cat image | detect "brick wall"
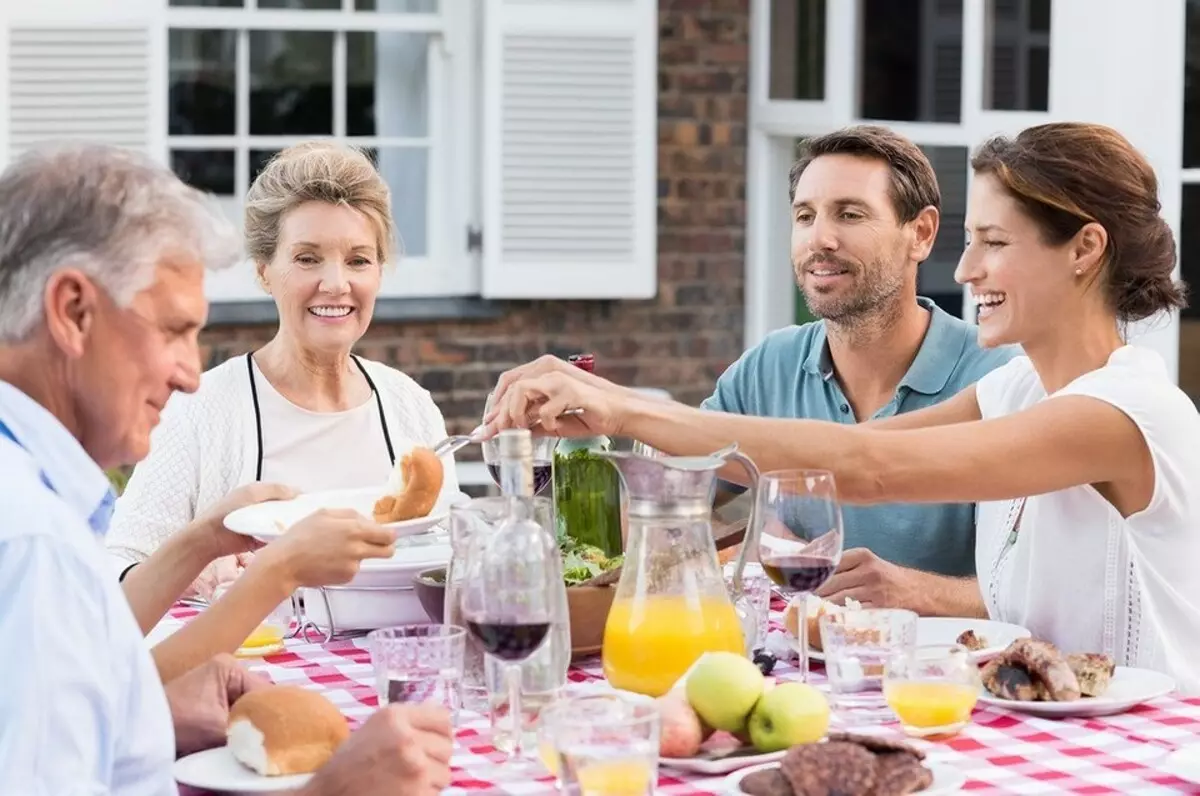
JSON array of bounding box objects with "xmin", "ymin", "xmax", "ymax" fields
[{"xmin": 199, "ymin": 0, "xmax": 751, "ymax": 447}]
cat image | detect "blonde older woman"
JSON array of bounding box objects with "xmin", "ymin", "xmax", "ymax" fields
[
  {"xmin": 108, "ymin": 144, "xmax": 459, "ymax": 609},
  {"xmin": 487, "ymin": 123, "xmax": 1200, "ymax": 694}
]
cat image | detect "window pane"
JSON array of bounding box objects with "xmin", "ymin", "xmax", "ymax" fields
[
  {"xmin": 250, "ymin": 30, "xmax": 334, "ymax": 136},
  {"xmin": 356, "ymin": 0, "xmax": 438, "ymax": 10},
  {"xmin": 370, "ymin": 147, "xmax": 428, "ymax": 258},
  {"xmin": 169, "ymin": 29, "xmax": 236, "ymax": 136},
  {"xmin": 170, "ymin": 0, "xmax": 242, "ymax": 6},
  {"xmin": 1181, "ymin": 185, "xmax": 1200, "ymax": 322},
  {"xmin": 1184, "ymin": 0, "xmax": 1200, "ymax": 166},
  {"xmin": 258, "ymin": 0, "xmax": 340, "ymax": 8},
  {"xmin": 985, "ymin": 0, "xmax": 1051, "ymax": 111},
  {"xmin": 347, "ymin": 32, "xmax": 430, "ymax": 137},
  {"xmin": 1181, "ymin": 185, "xmax": 1200, "ymax": 405},
  {"xmin": 860, "ymin": 0, "xmax": 963, "ymax": 123},
  {"xmin": 171, "ymin": 150, "xmax": 236, "ymax": 195},
  {"xmin": 918, "ymin": 145, "xmax": 967, "ymax": 318},
  {"xmin": 768, "ymin": 0, "xmax": 825, "ymax": 101},
  {"xmin": 250, "ymin": 149, "xmax": 282, "ymax": 185}
]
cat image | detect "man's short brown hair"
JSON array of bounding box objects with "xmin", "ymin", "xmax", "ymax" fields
[{"xmin": 788, "ymin": 125, "xmax": 941, "ymax": 223}]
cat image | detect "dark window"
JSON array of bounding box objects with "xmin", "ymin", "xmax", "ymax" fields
[
  {"xmin": 860, "ymin": 0, "xmax": 963, "ymax": 123},
  {"xmin": 346, "ymin": 31, "xmax": 430, "ymax": 137},
  {"xmin": 1180, "ymin": 185, "xmax": 1200, "ymax": 322},
  {"xmin": 249, "ymin": 30, "xmax": 334, "ymax": 136},
  {"xmin": 986, "ymin": 0, "xmax": 1052, "ymax": 111},
  {"xmin": 168, "ymin": 29, "xmax": 236, "ymax": 136},
  {"xmin": 768, "ymin": 0, "xmax": 826, "ymax": 101},
  {"xmin": 170, "ymin": 150, "xmax": 236, "ymax": 196},
  {"xmin": 355, "ymin": 0, "xmax": 438, "ymax": 10},
  {"xmin": 918, "ymin": 145, "xmax": 967, "ymax": 318},
  {"xmin": 1183, "ymin": 0, "xmax": 1200, "ymax": 166}
]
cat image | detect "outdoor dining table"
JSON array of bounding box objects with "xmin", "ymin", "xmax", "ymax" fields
[{"xmin": 166, "ymin": 599, "xmax": 1200, "ymax": 795}]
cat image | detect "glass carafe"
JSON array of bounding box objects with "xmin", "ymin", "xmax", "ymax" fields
[{"xmin": 599, "ymin": 444, "xmax": 762, "ymax": 697}]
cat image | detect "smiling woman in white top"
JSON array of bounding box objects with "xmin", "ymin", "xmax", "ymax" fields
[
  {"xmin": 484, "ymin": 122, "xmax": 1200, "ymax": 693},
  {"xmin": 107, "ymin": 142, "xmax": 460, "ymax": 600}
]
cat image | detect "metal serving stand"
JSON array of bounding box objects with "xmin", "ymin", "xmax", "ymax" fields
[{"xmin": 289, "ymin": 528, "xmax": 452, "ymax": 644}]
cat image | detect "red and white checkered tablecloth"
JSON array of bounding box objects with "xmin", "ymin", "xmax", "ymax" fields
[{"xmin": 166, "ymin": 603, "xmax": 1200, "ymax": 794}]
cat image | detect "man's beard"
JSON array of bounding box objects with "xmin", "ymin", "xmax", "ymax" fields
[{"xmin": 797, "ymin": 254, "xmax": 906, "ymax": 327}]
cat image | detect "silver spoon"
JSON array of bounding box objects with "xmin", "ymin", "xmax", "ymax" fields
[{"xmin": 431, "ymin": 407, "xmax": 586, "ymax": 458}]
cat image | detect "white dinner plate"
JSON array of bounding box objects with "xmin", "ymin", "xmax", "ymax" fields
[
  {"xmin": 976, "ymin": 666, "xmax": 1176, "ymax": 718},
  {"xmin": 805, "ymin": 617, "xmax": 1030, "ymax": 665},
  {"xmin": 660, "ymin": 740, "xmax": 786, "ymax": 776},
  {"xmin": 724, "ymin": 759, "xmax": 966, "ymax": 794},
  {"xmin": 224, "ymin": 486, "xmax": 465, "ymax": 543},
  {"xmin": 174, "ymin": 746, "xmax": 312, "ymax": 794}
]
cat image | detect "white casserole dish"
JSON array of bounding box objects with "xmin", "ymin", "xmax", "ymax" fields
[{"xmin": 296, "ymin": 534, "xmax": 452, "ymax": 635}]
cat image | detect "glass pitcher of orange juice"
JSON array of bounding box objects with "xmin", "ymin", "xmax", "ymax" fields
[{"xmin": 598, "ymin": 444, "xmax": 762, "ymax": 697}]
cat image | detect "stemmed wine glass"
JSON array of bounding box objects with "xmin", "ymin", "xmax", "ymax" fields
[
  {"xmin": 751, "ymin": 469, "xmax": 844, "ymax": 681},
  {"xmin": 460, "ymin": 496, "xmax": 562, "ymax": 762},
  {"xmin": 481, "ymin": 391, "xmax": 555, "ymax": 494}
]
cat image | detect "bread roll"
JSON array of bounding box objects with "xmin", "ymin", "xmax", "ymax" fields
[
  {"xmin": 374, "ymin": 446, "xmax": 444, "ymax": 523},
  {"xmin": 227, "ymin": 685, "xmax": 349, "ymax": 777},
  {"xmin": 784, "ymin": 596, "xmax": 861, "ymax": 652}
]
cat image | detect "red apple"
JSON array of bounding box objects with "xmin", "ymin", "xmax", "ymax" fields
[{"xmin": 656, "ymin": 692, "xmax": 705, "ymax": 758}]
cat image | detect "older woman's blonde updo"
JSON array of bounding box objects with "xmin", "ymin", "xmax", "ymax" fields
[{"xmin": 244, "ymin": 141, "xmax": 397, "ymax": 267}]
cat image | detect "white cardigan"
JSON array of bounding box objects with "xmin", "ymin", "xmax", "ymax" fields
[{"xmin": 106, "ymin": 355, "xmax": 461, "ymax": 568}]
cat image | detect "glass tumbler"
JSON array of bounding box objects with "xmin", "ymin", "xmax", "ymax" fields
[
  {"xmin": 884, "ymin": 643, "xmax": 980, "ymax": 738},
  {"xmin": 539, "ymin": 693, "xmax": 660, "ymax": 795},
  {"xmin": 818, "ymin": 608, "xmax": 918, "ymax": 726}
]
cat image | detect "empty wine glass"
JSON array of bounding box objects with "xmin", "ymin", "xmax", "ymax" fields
[
  {"xmin": 460, "ymin": 495, "xmax": 565, "ymax": 763},
  {"xmin": 751, "ymin": 469, "xmax": 844, "ymax": 681},
  {"xmin": 481, "ymin": 391, "xmax": 555, "ymax": 494}
]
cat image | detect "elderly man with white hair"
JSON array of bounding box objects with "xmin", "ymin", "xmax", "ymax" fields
[{"xmin": 0, "ymin": 144, "xmax": 453, "ymax": 795}]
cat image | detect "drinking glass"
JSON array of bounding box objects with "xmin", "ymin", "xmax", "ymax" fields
[
  {"xmin": 819, "ymin": 608, "xmax": 918, "ymax": 726},
  {"xmin": 368, "ymin": 625, "xmax": 466, "ymax": 721},
  {"xmin": 481, "ymin": 391, "xmax": 555, "ymax": 494},
  {"xmin": 213, "ymin": 583, "xmax": 294, "ymax": 657},
  {"xmin": 461, "ymin": 496, "xmax": 566, "ymax": 763},
  {"xmin": 884, "ymin": 644, "xmax": 980, "ymax": 738},
  {"xmin": 751, "ymin": 469, "xmax": 843, "ymax": 680},
  {"xmin": 447, "ymin": 496, "xmax": 557, "ymax": 714},
  {"xmin": 724, "ymin": 561, "xmax": 771, "ymax": 654},
  {"xmin": 538, "ymin": 693, "xmax": 659, "ymax": 795}
]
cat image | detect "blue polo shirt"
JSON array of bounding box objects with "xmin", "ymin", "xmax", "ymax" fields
[{"xmin": 703, "ymin": 297, "xmax": 1018, "ymax": 577}]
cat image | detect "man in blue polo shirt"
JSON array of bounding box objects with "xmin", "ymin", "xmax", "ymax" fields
[{"xmin": 705, "ymin": 126, "xmax": 1017, "ymax": 617}]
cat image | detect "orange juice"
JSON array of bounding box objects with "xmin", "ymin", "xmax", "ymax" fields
[
  {"xmin": 238, "ymin": 623, "xmax": 285, "ymax": 653},
  {"xmin": 602, "ymin": 595, "xmax": 745, "ymax": 696},
  {"xmin": 884, "ymin": 680, "xmax": 977, "ymax": 733},
  {"xmin": 577, "ymin": 757, "xmax": 654, "ymax": 795}
]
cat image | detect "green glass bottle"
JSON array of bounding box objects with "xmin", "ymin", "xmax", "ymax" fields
[{"xmin": 552, "ymin": 354, "xmax": 624, "ymax": 558}]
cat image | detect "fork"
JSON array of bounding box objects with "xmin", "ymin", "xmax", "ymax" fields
[{"xmin": 430, "ymin": 407, "xmax": 586, "ymax": 458}]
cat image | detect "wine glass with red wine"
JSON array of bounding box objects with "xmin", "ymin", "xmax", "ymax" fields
[
  {"xmin": 460, "ymin": 498, "xmax": 563, "ymax": 762},
  {"xmin": 481, "ymin": 391, "xmax": 555, "ymax": 493},
  {"xmin": 752, "ymin": 469, "xmax": 844, "ymax": 681}
]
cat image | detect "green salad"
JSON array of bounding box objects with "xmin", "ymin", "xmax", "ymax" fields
[{"xmin": 558, "ymin": 529, "xmax": 623, "ymax": 586}]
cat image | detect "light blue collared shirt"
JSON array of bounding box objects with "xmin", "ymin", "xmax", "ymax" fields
[
  {"xmin": 703, "ymin": 298, "xmax": 1019, "ymax": 576},
  {"xmin": 0, "ymin": 381, "xmax": 177, "ymax": 795}
]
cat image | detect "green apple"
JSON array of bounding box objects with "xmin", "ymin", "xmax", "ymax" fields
[
  {"xmin": 684, "ymin": 652, "xmax": 765, "ymax": 733},
  {"xmin": 747, "ymin": 682, "xmax": 830, "ymax": 753}
]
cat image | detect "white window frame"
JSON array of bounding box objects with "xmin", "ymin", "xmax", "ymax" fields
[
  {"xmin": 747, "ymin": 0, "xmax": 1061, "ymax": 346},
  {"xmin": 745, "ymin": 0, "xmax": 1186, "ymax": 384},
  {"xmin": 163, "ymin": 0, "xmax": 481, "ymax": 302}
]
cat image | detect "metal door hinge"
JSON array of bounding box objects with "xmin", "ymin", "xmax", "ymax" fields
[{"xmin": 467, "ymin": 226, "xmax": 483, "ymax": 252}]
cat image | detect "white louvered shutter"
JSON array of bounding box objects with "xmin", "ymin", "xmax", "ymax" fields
[
  {"xmin": 1, "ymin": 4, "xmax": 154, "ymax": 167},
  {"xmin": 481, "ymin": 0, "xmax": 658, "ymax": 299}
]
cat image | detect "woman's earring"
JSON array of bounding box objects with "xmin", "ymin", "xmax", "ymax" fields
[{"xmin": 1075, "ymin": 267, "xmax": 1084, "ymax": 276}]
